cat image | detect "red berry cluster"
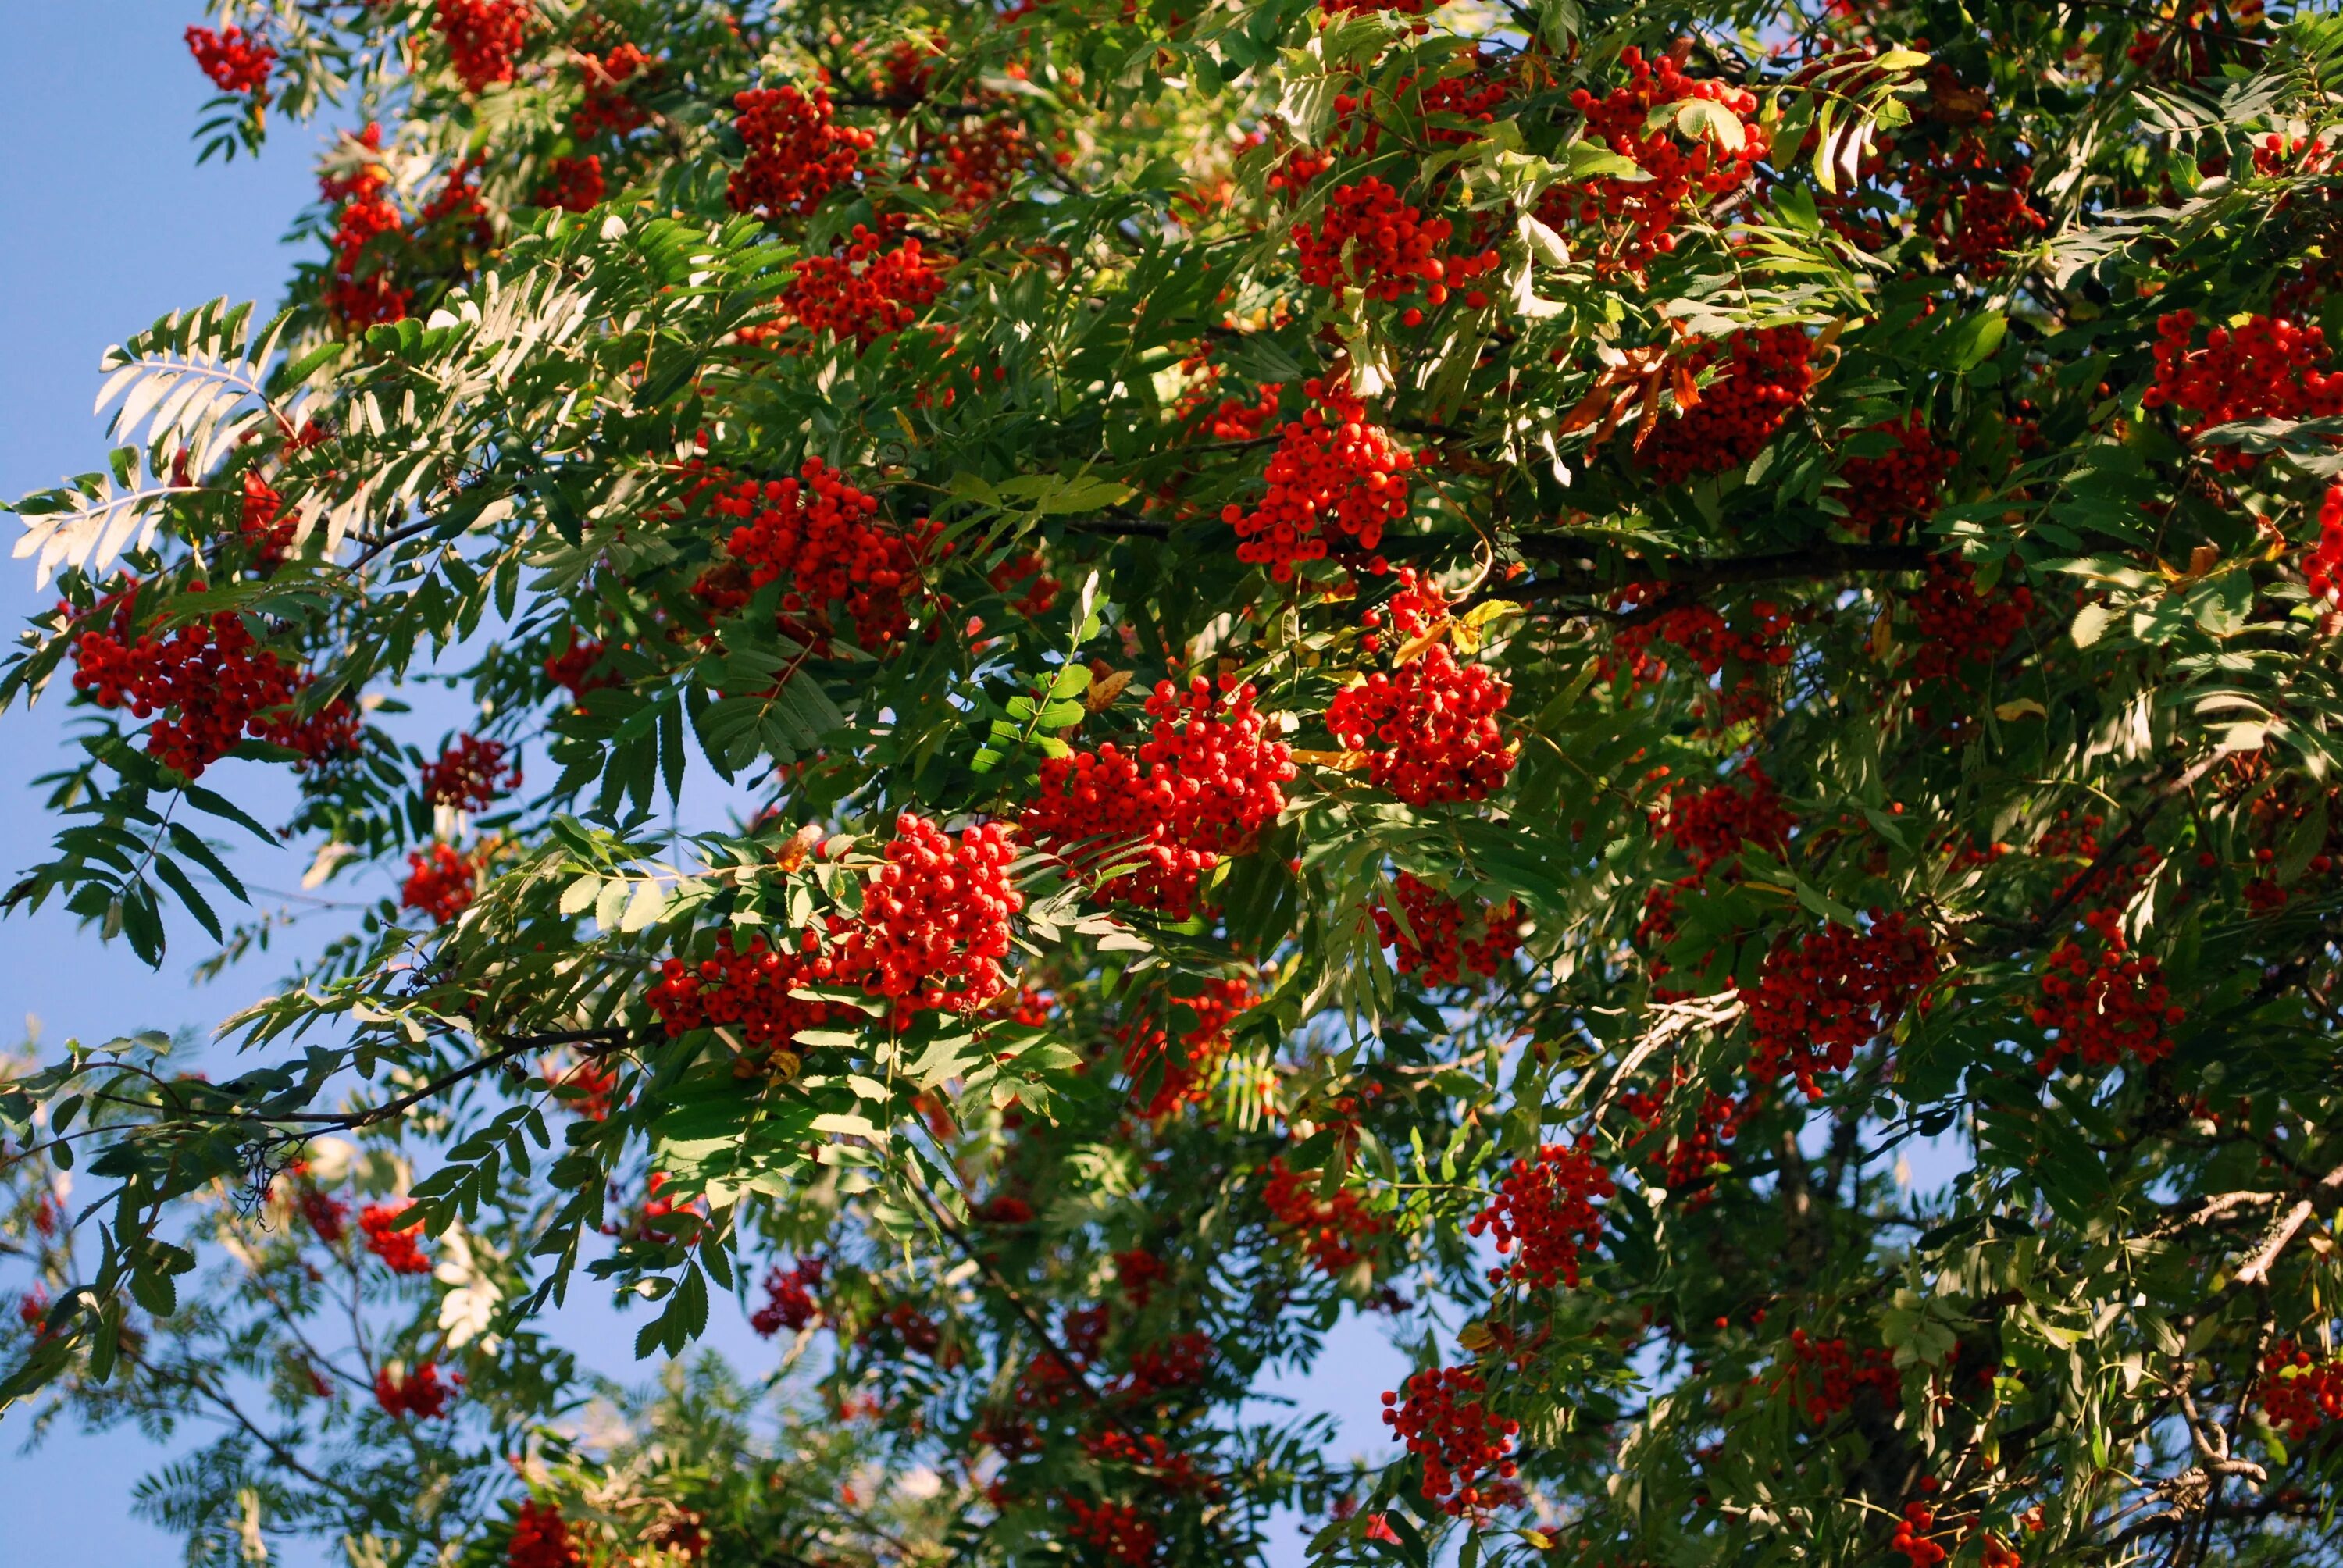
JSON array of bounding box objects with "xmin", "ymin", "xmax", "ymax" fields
[
  {"xmin": 1119, "ymin": 974, "xmax": 1256, "ymax": 1119},
  {"xmin": 1261, "ymin": 1156, "xmax": 1384, "ymax": 1274},
  {"xmin": 1893, "ymin": 1504, "xmax": 1948, "ymax": 1568},
  {"xmin": 533, "ymin": 154, "xmax": 606, "ymax": 212},
  {"xmin": 1469, "ymin": 1140, "xmax": 1614, "ymax": 1288},
  {"xmin": 779, "ymin": 229, "xmax": 946, "ymax": 351},
  {"xmin": 298, "ymin": 1184, "xmax": 348, "ymax": 1244},
  {"xmin": 1081, "ymin": 1430, "xmax": 1218, "ymax": 1495},
  {"xmin": 1653, "ymin": 762, "xmax": 1793, "ymax": 878},
  {"xmin": 988, "ymin": 551, "xmax": 1062, "ymax": 618},
  {"xmin": 728, "ymin": 86, "xmax": 873, "ymax": 219},
  {"xmin": 750, "ymin": 1256, "xmax": 826, "ymax": 1336},
  {"xmin": 185, "ymin": 26, "xmax": 273, "ymax": 96},
  {"xmin": 1224, "ymin": 379, "xmax": 1416, "ymax": 582},
  {"xmin": 319, "ymin": 123, "xmax": 409, "ymax": 327},
  {"xmin": 1359, "ymin": 565, "xmax": 1451, "ymax": 651},
  {"xmin": 1065, "ymin": 1499, "xmax": 1157, "ymax": 1566},
  {"xmin": 918, "ymin": 119, "xmax": 1033, "ymax": 211},
  {"xmin": 1380, "ymin": 1367, "xmax": 1521, "ymax": 1517},
  {"xmin": 2146, "ymin": 311, "xmax": 2343, "ymax": 472},
  {"xmin": 1903, "ymin": 559, "xmax": 2035, "ymax": 688},
  {"xmin": 1293, "ymin": 178, "xmax": 1496, "ymax": 308},
  {"xmin": 1908, "ymin": 139, "xmax": 2047, "ymax": 280},
  {"xmin": 419, "ymin": 157, "xmax": 494, "ymax": 248},
  {"xmin": 2306, "ymin": 484, "xmax": 2343, "ymax": 604},
  {"xmin": 1634, "ymin": 328, "xmax": 1813, "ymax": 484},
  {"xmin": 374, "ymin": 1361, "xmax": 455, "ymax": 1419},
  {"xmin": 1116, "ymin": 1330, "xmax": 1215, "ymax": 1401},
  {"xmin": 572, "ymin": 42, "xmax": 651, "ymax": 137},
  {"xmin": 830, "ymin": 814, "xmax": 1021, "ymax": 1017},
  {"xmin": 1609, "ymin": 597, "xmax": 1796, "ymax": 725},
  {"xmin": 1547, "ymin": 45, "xmax": 1763, "ymax": 273},
  {"xmin": 2261, "ymin": 1341, "xmax": 2343, "ymax": 1439},
  {"xmin": 556, "ymin": 1057, "xmax": 616, "ymax": 1121},
  {"xmin": 434, "ymin": 0, "xmax": 528, "ymax": 94},
  {"xmin": 2031, "ymin": 907, "xmax": 2182, "ymax": 1074},
  {"xmin": 70, "ymin": 596, "xmax": 351, "ymax": 779},
  {"xmin": 696, "ymin": 460, "xmax": 930, "ymax": 650},
  {"xmin": 241, "ymin": 471, "xmax": 294, "ymax": 566},
  {"xmin": 1335, "ymin": 49, "xmax": 1513, "ymax": 153},
  {"xmin": 359, "ymin": 1200, "xmax": 431, "ymax": 1274},
  {"xmin": 1777, "ymin": 1329, "xmax": 1901, "ymax": 1423},
  {"xmin": 1182, "ymin": 372, "xmax": 1282, "ymax": 443},
  {"xmin": 508, "ymin": 1500, "xmax": 581, "ymax": 1568},
  {"xmin": 646, "ymin": 931, "xmax": 845, "ymax": 1059},
  {"xmin": 420, "ymin": 733, "xmax": 522, "ymax": 811},
  {"xmin": 543, "ymin": 635, "xmax": 613, "ymax": 698},
  {"xmin": 1742, "ymin": 914, "xmax": 1939, "ymax": 1099},
  {"xmin": 1617, "ymin": 1077, "xmax": 1748, "ymax": 1202},
  {"xmin": 1374, "ymin": 872, "xmax": 1521, "ymax": 984},
  {"xmin": 1022, "ymin": 677, "xmax": 1294, "ymax": 919},
  {"xmin": 401, "ymin": 842, "xmax": 483, "ymax": 924},
  {"xmin": 1328, "ymin": 645, "xmax": 1516, "ymax": 807},
  {"xmin": 1838, "ymin": 415, "xmax": 1954, "ymax": 541}
]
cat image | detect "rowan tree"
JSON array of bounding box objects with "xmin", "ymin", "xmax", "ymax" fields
[{"xmin": 6, "ymin": 0, "xmax": 2343, "ymax": 1564}]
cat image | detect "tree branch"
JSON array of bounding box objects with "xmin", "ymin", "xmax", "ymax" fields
[{"xmin": 1471, "ymin": 540, "xmax": 1934, "ymax": 613}]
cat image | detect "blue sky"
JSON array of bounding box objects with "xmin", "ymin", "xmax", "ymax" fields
[{"xmin": 0, "ymin": 9, "xmax": 1406, "ymax": 1560}]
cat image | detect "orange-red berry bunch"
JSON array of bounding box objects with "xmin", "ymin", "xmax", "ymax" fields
[
  {"xmin": 1293, "ymin": 177, "xmax": 1496, "ymax": 312},
  {"xmin": 697, "ymin": 460, "xmax": 929, "ymax": 650},
  {"xmin": 728, "ymin": 85, "xmax": 874, "ymax": 219},
  {"xmin": 2031, "ymin": 907, "xmax": 2182, "ymax": 1074},
  {"xmin": 2146, "ymin": 310, "xmax": 2343, "ymax": 472},
  {"xmin": 319, "ymin": 123, "xmax": 409, "ymax": 326},
  {"xmin": 1617, "ymin": 1077, "xmax": 1747, "ymax": 1202},
  {"xmin": 1742, "ymin": 914, "xmax": 1939, "ymax": 1099},
  {"xmin": 1118, "ymin": 974, "xmax": 1256, "ymax": 1119},
  {"xmin": 420, "ymin": 733, "xmax": 521, "ymax": 811},
  {"xmin": 434, "ymin": 0, "xmax": 528, "ymax": 94},
  {"xmin": 1470, "ymin": 1140, "xmax": 1614, "ymax": 1288},
  {"xmin": 375, "ymin": 1361, "xmax": 455, "ymax": 1419},
  {"xmin": 1328, "ymin": 646, "xmax": 1516, "ymax": 807},
  {"xmin": 917, "ymin": 119, "xmax": 1032, "ymax": 210},
  {"xmin": 1838, "ymin": 415, "xmax": 1954, "ymax": 541},
  {"xmin": 2307, "ymin": 484, "xmax": 2343, "ymax": 603},
  {"xmin": 572, "ymin": 41, "xmax": 651, "ymax": 137},
  {"xmin": 1653, "ymin": 763, "xmax": 1793, "ymax": 878},
  {"xmin": 401, "ymin": 843, "xmax": 482, "ymax": 924},
  {"xmin": 1225, "ymin": 379, "xmax": 1416, "ymax": 582},
  {"xmin": 543, "ymin": 635, "xmax": 612, "ymax": 698},
  {"xmin": 1908, "ymin": 139, "xmax": 2047, "ymax": 280},
  {"xmin": 534, "ymin": 154, "xmax": 606, "ymax": 212},
  {"xmin": 1635, "ymin": 328, "xmax": 1813, "ymax": 484},
  {"xmin": 2260, "ymin": 1340, "xmax": 2343, "ymax": 1439},
  {"xmin": 1608, "ymin": 597, "xmax": 1796, "ymax": 726},
  {"xmin": 1375, "ymin": 872, "xmax": 1521, "ymax": 984},
  {"xmin": 779, "ymin": 229, "xmax": 946, "ymax": 351},
  {"xmin": 70, "ymin": 595, "xmax": 350, "ymax": 779},
  {"xmin": 1358, "ymin": 565, "xmax": 1451, "ymax": 653},
  {"xmin": 1543, "ymin": 45, "xmax": 1763, "ymax": 273},
  {"xmin": 1118, "ymin": 1331, "xmax": 1215, "ymax": 1400},
  {"xmin": 241, "ymin": 471, "xmax": 294, "ymax": 566},
  {"xmin": 1893, "ymin": 1503, "xmax": 1949, "ymax": 1568},
  {"xmin": 185, "ymin": 26, "xmax": 273, "ymax": 96},
  {"xmin": 508, "ymin": 1500, "xmax": 582, "ymax": 1568},
  {"xmin": 1022, "ymin": 677, "xmax": 1295, "ymax": 919},
  {"xmin": 829, "ymin": 814, "xmax": 1021, "ymax": 1017},
  {"xmin": 750, "ymin": 1256, "xmax": 825, "ymax": 1336},
  {"xmin": 1261, "ymin": 1156, "xmax": 1385, "ymax": 1274},
  {"xmin": 1064, "ymin": 1499, "xmax": 1157, "ymax": 1566},
  {"xmin": 1904, "ymin": 559, "xmax": 2035, "ymax": 688},
  {"xmin": 1778, "ymin": 1329, "xmax": 1901, "ymax": 1423},
  {"xmin": 359, "ymin": 1200, "xmax": 431, "ymax": 1274},
  {"xmin": 646, "ymin": 930, "xmax": 846, "ymax": 1053},
  {"xmin": 1336, "ymin": 49, "xmax": 1512, "ymax": 153},
  {"xmin": 1380, "ymin": 1367, "xmax": 1521, "ymax": 1517}
]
